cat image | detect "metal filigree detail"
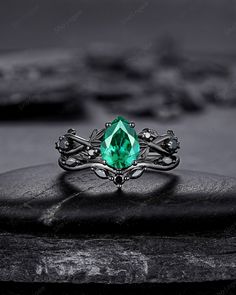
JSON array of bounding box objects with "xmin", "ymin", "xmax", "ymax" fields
[{"xmin": 56, "ymin": 123, "xmax": 180, "ymax": 187}]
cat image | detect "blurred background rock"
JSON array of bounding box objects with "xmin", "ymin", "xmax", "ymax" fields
[{"xmin": 0, "ymin": 0, "xmax": 235, "ymax": 177}]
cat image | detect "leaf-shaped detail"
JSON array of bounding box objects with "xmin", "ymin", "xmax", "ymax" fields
[
  {"xmin": 129, "ymin": 168, "xmax": 144, "ymax": 179},
  {"xmin": 90, "ymin": 128, "xmax": 105, "ymax": 148},
  {"xmin": 139, "ymin": 147, "xmax": 149, "ymax": 159},
  {"xmin": 76, "ymin": 151, "xmax": 88, "ymax": 161},
  {"xmin": 91, "ymin": 139, "xmax": 102, "ymax": 146},
  {"xmin": 93, "ymin": 169, "xmax": 108, "ymax": 179},
  {"xmin": 65, "ymin": 157, "xmax": 77, "ymax": 167},
  {"xmin": 89, "ymin": 129, "xmax": 98, "ymax": 141},
  {"xmin": 94, "ymin": 128, "xmax": 105, "ymax": 140},
  {"xmin": 152, "ymin": 135, "xmax": 168, "ymax": 144}
]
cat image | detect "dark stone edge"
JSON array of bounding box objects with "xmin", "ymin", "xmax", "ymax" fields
[{"xmin": 0, "ymin": 232, "xmax": 235, "ymax": 284}]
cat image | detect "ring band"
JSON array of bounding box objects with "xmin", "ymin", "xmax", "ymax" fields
[{"xmin": 56, "ymin": 116, "xmax": 180, "ymax": 187}]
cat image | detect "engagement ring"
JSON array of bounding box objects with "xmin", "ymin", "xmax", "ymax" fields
[{"xmin": 56, "ymin": 116, "xmax": 180, "ymax": 187}]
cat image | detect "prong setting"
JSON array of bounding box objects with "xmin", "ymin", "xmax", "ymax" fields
[
  {"xmin": 56, "ymin": 118, "xmax": 180, "ymax": 187},
  {"xmin": 129, "ymin": 122, "xmax": 135, "ymax": 128},
  {"xmin": 105, "ymin": 122, "xmax": 111, "ymax": 128}
]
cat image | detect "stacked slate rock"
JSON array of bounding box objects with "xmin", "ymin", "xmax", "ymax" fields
[
  {"xmin": 0, "ymin": 164, "xmax": 236, "ymax": 294},
  {"xmin": 0, "ymin": 39, "xmax": 235, "ymax": 120}
]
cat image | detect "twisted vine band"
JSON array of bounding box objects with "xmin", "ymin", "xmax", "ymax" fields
[{"xmin": 56, "ymin": 117, "xmax": 180, "ymax": 187}]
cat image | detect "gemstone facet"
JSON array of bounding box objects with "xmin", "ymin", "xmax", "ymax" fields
[{"xmin": 100, "ymin": 116, "xmax": 140, "ymax": 169}]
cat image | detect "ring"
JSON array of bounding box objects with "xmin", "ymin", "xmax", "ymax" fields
[{"xmin": 56, "ymin": 116, "xmax": 180, "ymax": 187}]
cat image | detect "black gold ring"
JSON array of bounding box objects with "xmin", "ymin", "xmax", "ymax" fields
[{"xmin": 56, "ymin": 116, "xmax": 180, "ymax": 187}]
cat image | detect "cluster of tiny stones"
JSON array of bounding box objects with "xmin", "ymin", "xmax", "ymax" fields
[{"xmin": 56, "ymin": 116, "xmax": 180, "ymax": 187}]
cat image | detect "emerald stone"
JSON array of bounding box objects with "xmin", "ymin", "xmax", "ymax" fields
[{"xmin": 101, "ymin": 116, "xmax": 140, "ymax": 169}]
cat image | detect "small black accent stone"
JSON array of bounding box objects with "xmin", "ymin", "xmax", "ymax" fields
[{"xmin": 115, "ymin": 175, "xmax": 123, "ymax": 185}]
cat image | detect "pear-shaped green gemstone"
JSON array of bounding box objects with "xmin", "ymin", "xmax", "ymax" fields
[{"xmin": 101, "ymin": 116, "xmax": 140, "ymax": 169}]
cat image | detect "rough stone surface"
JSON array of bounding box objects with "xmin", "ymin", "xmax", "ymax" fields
[
  {"xmin": 0, "ymin": 233, "xmax": 235, "ymax": 284},
  {"xmin": 0, "ymin": 48, "xmax": 235, "ymax": 121},
  {"xmin": 0, "ymin": 164, "xmax": 236, "ymax": 285},
  {"xmin": 0, "ymin": 164, "xmax": 236, "ymax": 234}
]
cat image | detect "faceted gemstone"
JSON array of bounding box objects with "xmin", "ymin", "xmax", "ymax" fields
[
  {"xmin": 100, "ymin": 116, "xmax": 140, "ymax": 169},
  {"xmin": 130, "ymin": 168, "xmax": 144, "ymax": 178},
  {"xmin": 162, "ymin": 156, "xmax": 173, "ymax": 165},
  {"xmin": 94, "ymin": 169, "xmax": 108, "ymax": 179},
  {"xmin": 65, "ymin": 157, "xmax": 77, "ymax": 166},
  {"xmin": 58, "ymin": 138, "xmax": 69, "ymax": 150},
  {"xmin": 167, "ymin": 138, "xmax": 179, "ymax": 151}
]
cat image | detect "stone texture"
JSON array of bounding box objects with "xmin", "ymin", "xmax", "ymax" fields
[
  {"xmin": 0, "ymin": 233, "xmax": 235, "ymax": 285},
  {"xmin": 0, "ymin": 164, "xmax": 236, "ymax": 285},
  {"xmin": 0, "ymin": 164, "xmax": 235, "ymax": 235},
  {"xmin": 0, "ymin": 47, "xmax": 235, "ymax": 121}
]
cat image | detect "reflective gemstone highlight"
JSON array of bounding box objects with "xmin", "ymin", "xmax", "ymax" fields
[{"xmin": 100, "ymin": 116, "xmax": 140, "ymax": 169}]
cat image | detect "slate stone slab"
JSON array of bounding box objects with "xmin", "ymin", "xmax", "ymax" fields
[
  {"xmin": 0, "ymin": 164, "xmax": 235, "ymax": 235},
  {"xmin": 1, "ymin": 47, "xmax": 236, "ymax": 121},
  {"xmin": 0, "ymin": 50, "xmax": 87, "ymax": 120},
  {"xmin": 0, "ymin": 164, "xmax": 235, "ymax": 284},
  {"xmin": 0, "ymin": 233, "xmax": 235, "ymax": 284},
  {"xmin": 1, "ymin": 281, "xmax": 236, "ymax": 295}
]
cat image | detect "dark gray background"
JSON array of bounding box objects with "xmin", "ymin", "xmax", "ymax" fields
[
  {"xmin": 0, "ymin": 0, "xmax": 235, "ymax": 53},
  {"xmin": 0, "ymin": 0, "xmax": 236, "ymax": 177}
]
